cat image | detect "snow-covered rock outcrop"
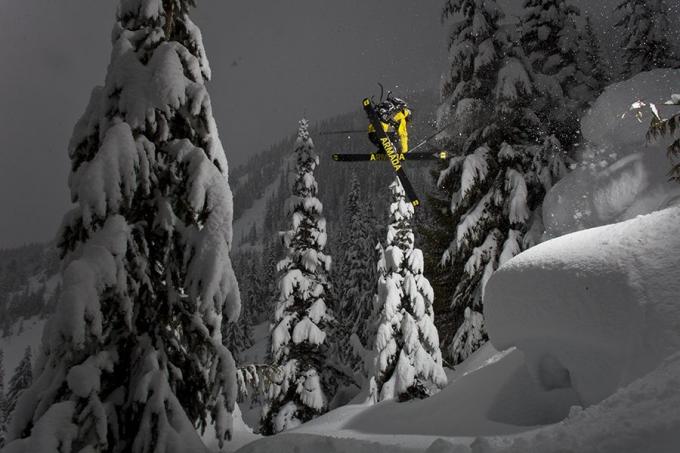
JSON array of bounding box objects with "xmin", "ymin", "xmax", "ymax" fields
[{"xmin": 543, "ymin": 69, "xmax": 680, "ymax": 239}]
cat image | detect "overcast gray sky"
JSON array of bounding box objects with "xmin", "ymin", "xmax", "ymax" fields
[
  {"xmin": 0, "ymin": 0, "xmax": 450, "ymax": 248},
  {"xmin": 0, "ymin": 0, "xmax": 667, "ymax": 248}
]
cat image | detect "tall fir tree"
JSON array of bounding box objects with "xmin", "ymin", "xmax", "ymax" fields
[
  {"xmin": 438, "ymin": 0, "xmax": 506, "ymax": 153},
  {"xmin": 433, "ymin": 0, "xmax": 546, "ymax": 364},
  {"xmin": 227, "ymin": 251, "xmax": 262, "ymax": 360},
  {"xmin": 334, "ymin": 173, "xmax": 380, "ymax": 377},
  {"xmin": 369, "ymin": 180, "xmax": 447, "ymax": 402},
  {"xmin": 615, "ymin": 0, "xmax": 680, "ymax": 79},
  {"xmin": 4, "ymin": 2, "xmax": 241, "ymax": 451},
  {"xmin": 573, "ymin": 17, "xmax": 609, "ymax": 106},
  {"xmin": 258, "ymin": 239, "xmax": 281, "ymax": 323},
  {"xmin": 261, "ymin": 120, "xmax": 336, "ymax": 434},
  {"xmin": 521, "ymin": 0, "xmax": 586, "ymax": 148},
  {"xmin": 5, "ymin": 348, "xmax": 32, "ymax": 419}
]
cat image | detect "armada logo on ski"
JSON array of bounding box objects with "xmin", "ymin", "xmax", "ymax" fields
[
  {"xmin": 381, "ymin": 137, "xmax": 402, "ymax": 171},
  {"xmin": 370, "ymin": 153, "xmax": 406, "ymax": 162}
]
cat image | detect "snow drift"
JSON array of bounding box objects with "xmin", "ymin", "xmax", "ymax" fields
[
  {"xmin": 471, "ymin": 351, "xmax": 680, "ymax": 453},
  {"xmin": 487, "ymin": 207, "xmax": 680, "ymax": 405}
]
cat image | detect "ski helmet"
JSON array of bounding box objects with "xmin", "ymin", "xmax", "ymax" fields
[{"xmin": 388, "ymin": 93, "xmax": 408, "ymax": 110}]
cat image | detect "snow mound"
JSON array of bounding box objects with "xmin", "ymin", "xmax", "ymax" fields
[
  {"xmin": 472, "ymin": 351, "xmax": 680, "ymax": 453},
  {"xmin": 543, "ymin": 69, "xmax": 680, "ymax": 239},
  {"xmin": 486, "ymin": 207, "xmax": 680, "ymax": 406},
  {"xmin": 345, "ymin": 346, "xmax": 578, "ymax": 437}
]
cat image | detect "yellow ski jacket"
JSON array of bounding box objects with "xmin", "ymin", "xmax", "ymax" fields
[{"xmin": 368, "ymin": 107, "xmax": 411, "ymax": 153}]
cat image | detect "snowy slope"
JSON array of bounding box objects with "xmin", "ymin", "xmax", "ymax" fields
[
  {"xmin": 0, "ymin": 317, "xmax": 45, "ymax": 388},
  {"xmin": 235, "ymin": 345, "xmax": 574, "ymax": 452},
  {"xmin": 233, "ymin": 173, "xmax": 282, "ymax": 248},
  {"xmin": 472, "ymin": 352, "xmax": 680, "ymax": 453},
  {"xmin": 0, "ymin": 245, "xmax": 60, "ymax": 387}
]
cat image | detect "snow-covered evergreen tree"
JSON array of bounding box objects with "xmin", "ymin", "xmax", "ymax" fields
[
  {"xmin": 615, "ymin": 0, "xmax": 680, "ymax": 78},
  {"xmin": 261, "ymin": 119, "xmax": 336, "ymax": 434},
  {"xmin": 334, "ymin": 173, "xmax": 380, "ymax": 376},
  {"xmin": 4, "ymin": 2, "xmax": 241, "ymax": 451},
  {"xmin": 438, "ymin": 0, "xmax": 505, "ymax": 151},
  {"xmin": 521, "ymin": 0, "xmax": 585, "ymax": 147},
  {"xmin": 333, "ymin": 172, "xmax": 362, "ymax": 314},
  {"xmin": 434, "ymin": 0, "xmax": 544, "ymax": 364},
  {"xmin": 258, "ymin": 239, "xmax": 281, "ymax": 322},
  {"xmin": 224, "ymin": 311, "xmax": 254, "ymax": 363},
  {"xmin": 521, "ymin": 0, "xmax": 580, "ymax": 85},
  {"xmin": 5, "ymin": 348, "xmax": 31, "ymax": 420},
  {"xmin": 370, "ymin": 180, "xmax": 447, "ymax": 402},
  {"xmin": 533, "ymin": 134, "xmax": 568, "ymax": 195},
  {"xmin": 574, "ymin": 17, "xmax": 608, "ymax": 105},
  {"xmin": 639, "ymin": 94, "xmax": 680, "ymax": 181},
  {"xmin": 226, "ymin": 253, "xmax": 258, "ymax": 359}
]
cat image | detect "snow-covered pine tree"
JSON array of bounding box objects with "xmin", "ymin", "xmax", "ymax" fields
[
  {"xmin": 332, "ymin": 172, "xmax": 362, "ymax": 314},
  {"xmin": 615, "ymin": 0, "xmax": 680, "ymax": 78},
  {"xmin": 226, "ymin": 253, "xmax": 257, "ymax": 360},
  {"xmin": 5, "ymin": 348, "xmax": 31, "ymax": 420},
  {"xmin": 334, "ymin": 173, "xmax": 380, "ymax": 376},
  {"xmin": 370, "ymin": 179, "xmax": 447, "ymax": 402},
  {"xmin": 573, "ymin": 17, "xmax": 609, "ymax": 105},
  {"xmin": 434, "ymin": 0, "xmax": 544, "ymax": 364},
  {"xmin": 437, "ymin": 0, "xmax": 506, "ymax": 153},
  {"xmin": 261, "ymin": 119, "xmax": 336, "ymax": 434},
  {"xmin": 224, "ymin": 311, "xmax": 254, "ymax": 363},
  {"xmin": 641, "ymin": 94, "xmax": 680, "ymax": 181},
  {"xmin": 4, "ymin": 2, "xmax": 241, "ymax": 451},
  {"xmin": 520, "ymin": 0, "xmax": 585, "ymax": 147},
  {"xmin": 258, "ymin": 239, "xmax": 281, "ymax": 322}
]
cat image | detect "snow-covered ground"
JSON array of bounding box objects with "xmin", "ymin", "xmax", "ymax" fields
[
  {"xmin": 236, "ymin": 209, "xmax": 680, "ymax": 453},
  {"xmin": 232, "ymin": 69, "xmax": 680, "ymax": 453}
]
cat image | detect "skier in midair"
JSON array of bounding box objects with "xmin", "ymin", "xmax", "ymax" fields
[{"xmin": 368, "ymin": 92, "xmax": 412, "ymax": 154}]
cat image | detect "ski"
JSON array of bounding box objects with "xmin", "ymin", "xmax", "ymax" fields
[
  {"xmin": 332, "ymin": 150, "xmax": 448, "ymax": 162},
  {"xmin": 362, "ymin": 98, "xmax": 421, "ymax": 206}
]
